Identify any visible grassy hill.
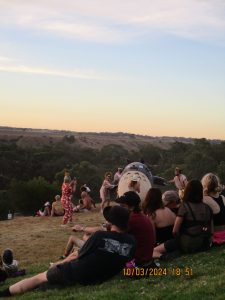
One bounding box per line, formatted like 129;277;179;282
0;126;197;152
1;208;225;299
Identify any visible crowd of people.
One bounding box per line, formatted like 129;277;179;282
1;165;225;297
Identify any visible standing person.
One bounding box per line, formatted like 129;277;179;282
201;173;225;244
61;174;77;226
99;172;115;212
113;167;123;185
0;206;136;297
168;167;188;199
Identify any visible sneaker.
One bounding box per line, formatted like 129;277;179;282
60;224;67;227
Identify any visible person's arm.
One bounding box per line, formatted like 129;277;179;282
147;215;156;240
50;204;55;216
203;196;220;214
167;178;175;184
72;224;101;235
71;179;77;193
172;216;183;237
221;195;225;206
104;180;115;189
183;176;188;187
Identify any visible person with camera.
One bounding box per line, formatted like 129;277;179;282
61;173;77;226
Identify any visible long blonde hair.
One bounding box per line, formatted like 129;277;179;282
201;173;221;195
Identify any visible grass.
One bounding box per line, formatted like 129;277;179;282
1;207;225;299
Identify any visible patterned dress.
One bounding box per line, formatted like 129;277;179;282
61;183;73;224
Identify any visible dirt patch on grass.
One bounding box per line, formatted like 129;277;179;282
0;206;104;267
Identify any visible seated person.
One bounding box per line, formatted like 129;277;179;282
35;202;51;217
51;195;64;217
80;184;96;207
162;190;180;214
142;188;176;244
202;173;225;244
74;187;94;212
0;206;136;297
116;191;155;267
0;249;25;278
153;180;213;259
83;184;91;193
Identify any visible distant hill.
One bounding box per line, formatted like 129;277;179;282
0;126;223;151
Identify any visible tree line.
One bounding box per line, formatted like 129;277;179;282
0;137;225;218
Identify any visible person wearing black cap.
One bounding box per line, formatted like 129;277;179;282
0;206;136;297
116;191;155;267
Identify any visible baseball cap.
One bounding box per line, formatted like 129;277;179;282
103;206;129;231
116;191;141;207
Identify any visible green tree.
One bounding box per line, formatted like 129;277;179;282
9;177;59;215
217;161;225;183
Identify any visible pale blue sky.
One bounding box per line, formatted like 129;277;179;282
0;0;225;139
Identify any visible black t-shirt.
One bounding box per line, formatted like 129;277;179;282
58;230;136;284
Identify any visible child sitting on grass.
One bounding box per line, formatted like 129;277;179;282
0;249;26;279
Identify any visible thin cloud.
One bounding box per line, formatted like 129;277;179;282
37;21;130;43
0;0;224;43
0;56;13;62
0;59;107;80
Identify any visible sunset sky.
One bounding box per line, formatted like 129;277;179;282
0;0;225;139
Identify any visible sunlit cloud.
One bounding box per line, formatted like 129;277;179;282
0;56;13;62
0;0;224;44
0;57;107;80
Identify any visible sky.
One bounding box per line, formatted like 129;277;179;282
0;0;225;139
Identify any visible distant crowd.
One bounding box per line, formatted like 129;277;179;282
1;164;225;297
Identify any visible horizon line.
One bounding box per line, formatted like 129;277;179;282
0;125;223;142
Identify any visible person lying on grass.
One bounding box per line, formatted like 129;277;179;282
0;206;136;298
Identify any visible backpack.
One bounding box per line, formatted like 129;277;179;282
180;202;212;253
